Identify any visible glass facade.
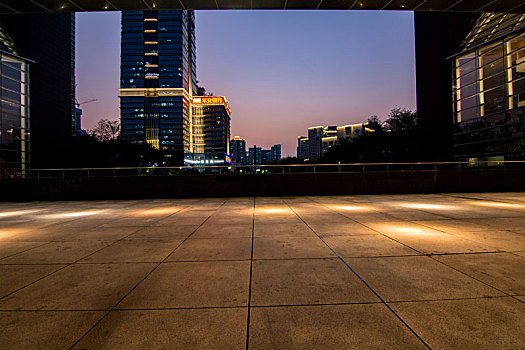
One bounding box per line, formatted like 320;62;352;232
0;24;30;177
453;13;525;161
187;97;231;166
120;10;196;165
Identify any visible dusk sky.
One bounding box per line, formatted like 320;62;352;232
76;11;416;157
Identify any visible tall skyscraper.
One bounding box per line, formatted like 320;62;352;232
120;10;196;165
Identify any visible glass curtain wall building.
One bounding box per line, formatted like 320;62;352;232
453;13;525;162
0;24;30;177
187;96;231;166
120;10;196;165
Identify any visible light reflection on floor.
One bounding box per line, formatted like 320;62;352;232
0;192;524;348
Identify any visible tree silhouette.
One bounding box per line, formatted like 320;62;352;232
90;119;120;142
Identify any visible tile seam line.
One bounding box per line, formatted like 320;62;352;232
0;241;54;261
285;198;432;350
0;204;192;301
63;203;215;349
245;197;255;350
307;197;524;304
66;201;217;349
0;228;139;301
1;294;516;313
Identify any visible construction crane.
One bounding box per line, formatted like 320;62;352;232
75;99;98;108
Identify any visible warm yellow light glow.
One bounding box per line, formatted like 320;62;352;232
329;205;372;211
469;201;524;209
42;210;106;219
0;228;27;241
400;203;454;210
134;207;179;216
373;223;443;236
260;208;289;214
0;210;41;217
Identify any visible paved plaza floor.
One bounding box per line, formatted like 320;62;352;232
0;192;524;349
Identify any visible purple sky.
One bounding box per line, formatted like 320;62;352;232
76;11;415;157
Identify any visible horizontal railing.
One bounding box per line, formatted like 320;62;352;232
15;161;525;179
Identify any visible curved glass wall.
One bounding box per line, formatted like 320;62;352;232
453;13;525;161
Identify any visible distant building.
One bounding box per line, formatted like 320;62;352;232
302;123;372;162
271;144;281;161
248;145;262;166
308;126;324;162
230;136;246;165
186;96;231;166
297;136;309;160
245;143;281;166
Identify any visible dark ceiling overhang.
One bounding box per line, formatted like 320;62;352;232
1;0;524;14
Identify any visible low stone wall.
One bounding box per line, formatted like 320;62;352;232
1;168;524;201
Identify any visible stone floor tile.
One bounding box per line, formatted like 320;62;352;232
413;219;499;233
0;263;156;310
254;215;304;224
64;226;143;241
384;231;497;254
389;297;525;349
451;230;525;252
433;253;525;295
191;223;253;238
79;240;182;263
309;221;380;235
167;238;251;261
253;237;336;259
0;242;47;259
0;264;66;298
253;223;316;237
323;235;419;257
362;221;443;235
0;311;104;349
249;304;426;349
251;259;378;306
512;251;525;258
345;256;504;302
73;308;247;350
0;241;111;264
118;261;250;308
206;215;253;225
126;225;199;241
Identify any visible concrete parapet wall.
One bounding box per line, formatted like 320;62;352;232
1;169;524;201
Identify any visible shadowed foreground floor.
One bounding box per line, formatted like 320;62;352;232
0;192;524;349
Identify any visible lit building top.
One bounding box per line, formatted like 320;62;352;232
192;96;231;115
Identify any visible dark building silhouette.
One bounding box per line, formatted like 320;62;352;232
0;13;76;168
414;11;480;161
